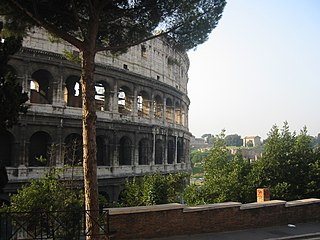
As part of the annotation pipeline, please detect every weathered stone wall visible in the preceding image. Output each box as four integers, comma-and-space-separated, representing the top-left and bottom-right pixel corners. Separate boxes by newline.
107, 198, 320, 239
1, 28, 192, 203
23, 28, 189, 94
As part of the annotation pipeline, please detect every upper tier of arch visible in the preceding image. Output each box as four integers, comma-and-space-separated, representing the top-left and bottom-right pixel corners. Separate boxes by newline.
23, 28, 190, 94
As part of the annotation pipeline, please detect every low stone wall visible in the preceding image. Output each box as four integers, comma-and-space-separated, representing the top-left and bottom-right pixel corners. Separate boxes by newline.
107, 198, 320, 239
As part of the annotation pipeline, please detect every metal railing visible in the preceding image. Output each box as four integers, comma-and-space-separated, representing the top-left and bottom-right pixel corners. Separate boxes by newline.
0, 209, 110, 239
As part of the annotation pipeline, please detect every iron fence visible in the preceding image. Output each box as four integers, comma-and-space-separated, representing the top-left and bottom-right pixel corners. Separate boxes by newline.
0, 209, 110, 239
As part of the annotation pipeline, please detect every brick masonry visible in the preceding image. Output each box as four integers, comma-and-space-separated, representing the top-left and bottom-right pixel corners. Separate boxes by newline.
107, 198, 320, 239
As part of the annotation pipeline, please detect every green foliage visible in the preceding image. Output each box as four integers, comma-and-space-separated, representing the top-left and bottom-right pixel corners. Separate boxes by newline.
63, 49, 80, 63
190, 150, 209, 164
185, 123, 320, 205
252, 122, 317, 200
201, 133, 215, 144
0, 34, 28, 129
120, 172, 188, 207
225, 134, 243, 146
185, 131, 255, 205
192, 166, 204, 175
5, 170, 84, 212
0, 0, 227, 53
1, 170, 84, 239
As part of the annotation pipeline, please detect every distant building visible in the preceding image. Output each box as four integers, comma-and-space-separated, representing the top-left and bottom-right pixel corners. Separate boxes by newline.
190, 136, 209, 150
229, 147, 263, 162
242, 136, 261, 147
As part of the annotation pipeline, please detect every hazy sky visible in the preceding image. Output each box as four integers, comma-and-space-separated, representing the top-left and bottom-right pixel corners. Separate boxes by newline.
187, 0, 320, 140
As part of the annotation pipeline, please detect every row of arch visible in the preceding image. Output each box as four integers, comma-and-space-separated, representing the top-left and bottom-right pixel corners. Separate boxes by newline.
29, 69, 188, 126
0, 130, 185, 167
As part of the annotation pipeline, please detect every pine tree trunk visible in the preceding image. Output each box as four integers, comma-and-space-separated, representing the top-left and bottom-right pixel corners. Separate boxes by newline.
80, 49, 101, 239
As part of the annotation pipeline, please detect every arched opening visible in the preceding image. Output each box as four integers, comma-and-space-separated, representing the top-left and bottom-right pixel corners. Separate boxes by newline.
95, 81, 111, 111
137, 91, 150, 118
155, 139, 164, 165
29, 131, 52, 166
167, 138, 175, 164
177, 138, 184, 163
30, 70, 53, 104
138, 138, 151, 165
97, 136, 111, 166
64, 133, 83, 166
118, 86, 133, 114
64, 76, 82, 107
153, 95, 163, 119
119, 136, 132, 165
166, 98, 173, 123
99, 191, 111, 207
0, 130, 14, 167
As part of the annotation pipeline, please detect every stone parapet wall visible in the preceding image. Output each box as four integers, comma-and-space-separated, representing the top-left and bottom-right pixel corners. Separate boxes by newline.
107, 198, 320, 239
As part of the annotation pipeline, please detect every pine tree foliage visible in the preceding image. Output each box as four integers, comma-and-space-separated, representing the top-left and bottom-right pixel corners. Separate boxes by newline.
0, 1, 226, 237
0, 33, 28, 129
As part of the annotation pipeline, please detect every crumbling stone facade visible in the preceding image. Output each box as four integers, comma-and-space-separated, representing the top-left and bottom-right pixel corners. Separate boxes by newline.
0, 29, 192, 203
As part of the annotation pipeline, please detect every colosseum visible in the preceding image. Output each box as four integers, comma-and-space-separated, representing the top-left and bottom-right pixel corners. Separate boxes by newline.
1, 29, 192, 203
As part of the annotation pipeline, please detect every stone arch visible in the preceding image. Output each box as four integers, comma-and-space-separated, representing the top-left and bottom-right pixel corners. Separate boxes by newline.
167, 137, 175, 164
166, 98, 173, 123
155, 139, 164, 165
97, 135, 111, 166
119, 136, 132, 165
95, 81, 111, 111
153, 95, 163, 119
64, 76, 82, 107
138, 138, 151, 165
118, 86, 133, 114
137, 91, 150, 118
30, 69, 53, 104
99, 191, 111, 206
0, 130, 15, 167
64, 133, 83, 166
29, 131, 52, 166
177, 137, 184, 163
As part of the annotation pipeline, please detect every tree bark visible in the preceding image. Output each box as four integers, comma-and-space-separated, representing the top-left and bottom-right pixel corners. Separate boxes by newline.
80, 49, 100, 239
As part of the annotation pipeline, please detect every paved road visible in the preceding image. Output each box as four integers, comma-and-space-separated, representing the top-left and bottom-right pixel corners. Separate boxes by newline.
151, 222, 320, 240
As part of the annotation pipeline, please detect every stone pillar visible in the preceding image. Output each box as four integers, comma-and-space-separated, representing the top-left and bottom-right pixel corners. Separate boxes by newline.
163, 97, 167, 125
112, 131, 118, 166
150, 92, 155, 120
174, 136, 178, 164
257, 188, 270, 202
164, 133, 168, 165
133, 132, 138, 166
132, 87, 138, 117
151, 129, 156, 165
112, 81, 118, 112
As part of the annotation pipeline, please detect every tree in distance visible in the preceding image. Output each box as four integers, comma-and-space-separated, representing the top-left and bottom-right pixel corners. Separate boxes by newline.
0, 1, 226, 238
185, 123, 320, 205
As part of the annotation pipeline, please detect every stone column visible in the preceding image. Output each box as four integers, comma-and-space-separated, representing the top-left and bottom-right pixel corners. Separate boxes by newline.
164, 133, 168, 165
133, 132, 139, 166
112, 80, 118, 112
150, 91, 155, 121
163, 97, 167, 125
132, 87, 138, 117
112, 131, 118, 166
151, 128, 156, 165
174, 136, 178, 164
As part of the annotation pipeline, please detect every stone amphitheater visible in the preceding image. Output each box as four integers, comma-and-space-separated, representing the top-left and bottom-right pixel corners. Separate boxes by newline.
0, 28, 192, 203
